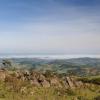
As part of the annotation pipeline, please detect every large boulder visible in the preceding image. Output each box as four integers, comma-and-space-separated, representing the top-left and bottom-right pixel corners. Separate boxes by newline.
50, 76, 62, 88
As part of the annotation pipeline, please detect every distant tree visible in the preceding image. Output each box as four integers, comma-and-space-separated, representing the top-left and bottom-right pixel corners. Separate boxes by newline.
2, 59, 12, 69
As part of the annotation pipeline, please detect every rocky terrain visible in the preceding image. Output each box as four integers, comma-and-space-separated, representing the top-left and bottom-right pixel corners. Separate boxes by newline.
0, 69, 84, 89
0, 68, 99, 100
0, 59, 99, 100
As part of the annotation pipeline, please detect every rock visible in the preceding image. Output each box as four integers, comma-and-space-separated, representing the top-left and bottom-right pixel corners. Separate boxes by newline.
38, 74, 46, 81
50, 76, 62, 88
23, 70, 30, 76
66, 77, 75, 89
62, 80, 69, 89
30, 79, 40, 87
41, 80, 50, 88
0, 69, 87, 90
75, 81, 83, 88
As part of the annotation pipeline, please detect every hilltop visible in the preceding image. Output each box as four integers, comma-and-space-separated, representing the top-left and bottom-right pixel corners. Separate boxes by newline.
0, 69, 100, 100
0, 58, 99, 100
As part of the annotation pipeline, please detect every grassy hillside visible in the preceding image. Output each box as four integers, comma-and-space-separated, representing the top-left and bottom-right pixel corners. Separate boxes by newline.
0, 58, 99, 100
0, 77, 100, 100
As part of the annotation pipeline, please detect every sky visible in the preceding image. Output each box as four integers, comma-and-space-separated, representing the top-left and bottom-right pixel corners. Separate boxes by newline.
0, 0, 100, 55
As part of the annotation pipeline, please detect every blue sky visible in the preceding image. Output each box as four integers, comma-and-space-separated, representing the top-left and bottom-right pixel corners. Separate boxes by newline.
0, 0, 100, 54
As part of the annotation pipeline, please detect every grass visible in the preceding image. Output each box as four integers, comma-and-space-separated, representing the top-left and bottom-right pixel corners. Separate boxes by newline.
0, 75, 100, 100
78, 75, 100, 85
0, 81, 100, 100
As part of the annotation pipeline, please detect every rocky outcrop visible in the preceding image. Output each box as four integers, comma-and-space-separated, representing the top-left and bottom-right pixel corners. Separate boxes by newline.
66, 77, 75, 89
0, 69, 89, 89
50, 76, 62, 88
